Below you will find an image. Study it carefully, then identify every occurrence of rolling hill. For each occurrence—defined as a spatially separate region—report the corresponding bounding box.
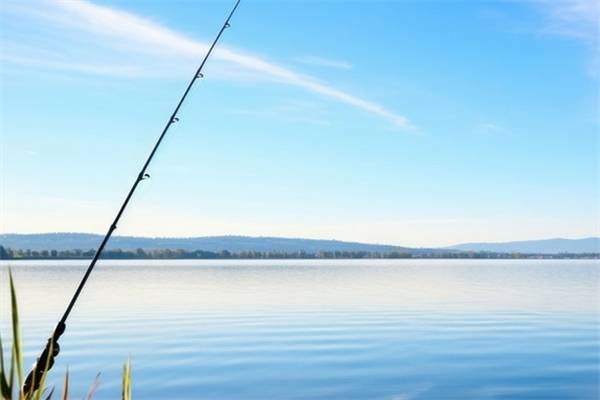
[1,233,598,255]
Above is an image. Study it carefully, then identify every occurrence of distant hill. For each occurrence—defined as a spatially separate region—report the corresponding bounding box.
[0,233,415,253]
[0,233,598,255]
[445,237,599,254]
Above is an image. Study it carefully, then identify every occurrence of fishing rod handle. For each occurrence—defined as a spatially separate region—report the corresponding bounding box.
[22,322,66,396]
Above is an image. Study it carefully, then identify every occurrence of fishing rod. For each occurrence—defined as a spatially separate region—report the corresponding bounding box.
[22,0,242,395]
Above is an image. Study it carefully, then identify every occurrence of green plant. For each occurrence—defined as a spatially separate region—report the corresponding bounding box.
[1,269,131,400]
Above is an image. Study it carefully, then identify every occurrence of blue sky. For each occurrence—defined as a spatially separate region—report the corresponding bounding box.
[1,0,598,247]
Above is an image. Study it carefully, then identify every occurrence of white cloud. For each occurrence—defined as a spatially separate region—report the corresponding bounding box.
[2,0,413,130]
[296,56,354,69]
[532,0,599,42]
[2,54,143,77]
[529,0,599,77]
[474,122,509,136]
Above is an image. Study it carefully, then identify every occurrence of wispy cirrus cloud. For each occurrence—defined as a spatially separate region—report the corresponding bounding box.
[528,0,599,77]
[531,0,599,42]
[474,123,508,137]
[295,55,354,70]
[1,0,413,130]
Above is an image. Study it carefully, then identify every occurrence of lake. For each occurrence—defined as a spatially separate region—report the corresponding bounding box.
[1,259,598,399]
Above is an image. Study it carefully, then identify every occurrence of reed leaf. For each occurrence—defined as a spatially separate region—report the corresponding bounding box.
[83,373,100,400]
[9,269,23,394]
[60,368,68,400]
[2,269,132,400]
[122,358,131,400]
[41,387,53,400]
[31,339,55,400]
[1,329,11,399]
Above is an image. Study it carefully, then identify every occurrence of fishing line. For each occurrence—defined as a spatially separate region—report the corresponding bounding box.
[22,0,243,395]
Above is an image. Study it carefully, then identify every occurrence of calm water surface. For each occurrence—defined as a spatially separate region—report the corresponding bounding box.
[1,259,598,399]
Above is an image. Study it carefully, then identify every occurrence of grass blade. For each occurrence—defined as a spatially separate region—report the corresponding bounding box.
[2,268,132,399]
[8,269,23,398]
[0,329,12,399]
[42,387,54,400]
[83,373,100,400]
[122,357,131,400]
[60,367,68,400]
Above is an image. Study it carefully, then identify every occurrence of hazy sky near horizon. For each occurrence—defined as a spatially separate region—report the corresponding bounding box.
[1,0,598,247]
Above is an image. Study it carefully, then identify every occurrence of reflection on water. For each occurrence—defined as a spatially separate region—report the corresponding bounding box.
[1,260,598,399]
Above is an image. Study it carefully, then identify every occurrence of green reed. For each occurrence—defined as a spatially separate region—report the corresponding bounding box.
[1,269,131,400]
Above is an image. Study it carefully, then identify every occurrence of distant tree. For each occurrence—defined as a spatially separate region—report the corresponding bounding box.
[197,250,218,259]
[295,251,309,259]
[218,250,231,259]
[0,245,10,259]
[316,251,334,259]
[384,251,413,259]
[82,249,95,257]
[173,249,187,259]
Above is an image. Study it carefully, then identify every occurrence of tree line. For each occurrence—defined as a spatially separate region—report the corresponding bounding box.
[0,245,597,260]
[0,245,412,260]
